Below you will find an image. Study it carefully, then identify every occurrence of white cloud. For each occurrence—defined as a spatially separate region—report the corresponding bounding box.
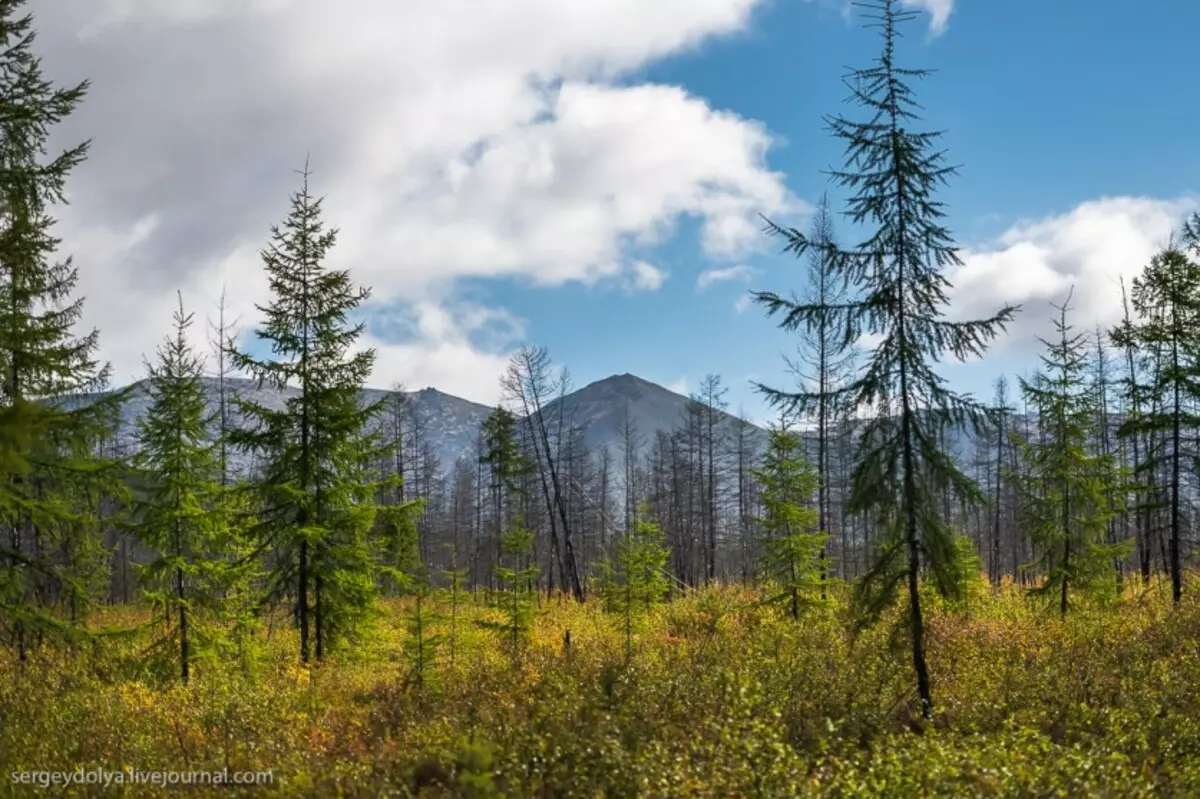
[901,0,954,35]
[808,0,954,36]
[948,195,1199,352]
[733,292,754,315]
[697,263,756,290]
[38,0,794,402]
[358,301,522,404]
[628,261,670,292]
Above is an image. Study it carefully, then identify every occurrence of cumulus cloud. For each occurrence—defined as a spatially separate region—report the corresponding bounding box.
[697,264,756,290]
[948,195,1199,352]
[35,0,794,401]
[733,292,754,315]
[359,301,523,404]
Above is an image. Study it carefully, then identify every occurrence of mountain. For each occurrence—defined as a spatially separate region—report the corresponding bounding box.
[92,377,493,473]
[84,373,767,477]
[545,373,768,457]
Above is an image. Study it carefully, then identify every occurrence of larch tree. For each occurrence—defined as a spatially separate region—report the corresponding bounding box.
[752,422,824,620]
[229,162,391,662]
[1114,243,1200,605]
[0,0,125,655]
[600,505,669,664]
[1112,277,1152,583]
[751,0,1017,717]
[126,295,229,684]
[1020,292,1127,616]
[767,194,856,589]
[988,376,1012,585]
[501,347,584,601]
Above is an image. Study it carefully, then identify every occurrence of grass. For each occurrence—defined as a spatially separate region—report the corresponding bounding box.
[1,579,1199,797]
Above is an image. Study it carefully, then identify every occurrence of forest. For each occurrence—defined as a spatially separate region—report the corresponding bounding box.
[1,0,1198,795]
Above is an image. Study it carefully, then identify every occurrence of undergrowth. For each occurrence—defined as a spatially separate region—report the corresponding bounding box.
[1,579,1198,797]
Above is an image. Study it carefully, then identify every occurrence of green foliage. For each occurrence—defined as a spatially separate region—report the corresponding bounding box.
[228,163,389,662]
[0,0,127,652]
[3,585,1200,797]
[402,564,443,691]
[1111,240,1200,605]
[487,525,538,663]
[125,296,236,683]
[1019,292,1130,615]
[440,541,468,675]
[751,0,1017,718]
[753,424,826,618]
[599,508,669,661]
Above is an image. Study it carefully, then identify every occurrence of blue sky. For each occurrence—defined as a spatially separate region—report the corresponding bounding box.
[41,0,1200,423]
[475,0,1200,419]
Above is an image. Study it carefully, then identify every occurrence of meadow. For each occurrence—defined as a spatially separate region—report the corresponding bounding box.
[2,581,1198,798]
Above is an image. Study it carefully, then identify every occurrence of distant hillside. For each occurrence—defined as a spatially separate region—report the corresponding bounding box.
[80,373,769,477]
[545,373,768,457]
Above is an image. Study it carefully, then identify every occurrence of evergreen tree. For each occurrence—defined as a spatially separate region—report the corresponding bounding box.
[125,296,229,683]
[1112,277,1153,583]
[759,195,855,591]
[229,162,389,662]
[751,0,1017,717]
[403,561,443,690]
[0,0,125,655]
[1113,242,1200,605]
[1020,292,1128,615]
[479,406,527,585]
[440,539,468,677]
[492,524,538,664]
[752,423,825,619]
[600,506,669,663]
[478,405,538,662]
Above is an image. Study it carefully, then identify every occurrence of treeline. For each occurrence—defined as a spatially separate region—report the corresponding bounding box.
[1,0,1196,718]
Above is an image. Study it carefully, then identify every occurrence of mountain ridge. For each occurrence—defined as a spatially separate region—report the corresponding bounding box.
[85,373,769,476]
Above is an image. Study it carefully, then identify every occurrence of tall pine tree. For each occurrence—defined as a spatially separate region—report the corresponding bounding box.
[126,295,231,683]
[230,162,389,662]
[1114,243,1200,604]
[1020,292,1127,616]
[752,0,1017,717]
[0,0,124,655]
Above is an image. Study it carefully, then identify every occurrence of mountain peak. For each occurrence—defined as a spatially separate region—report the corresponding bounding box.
[578,373,671,401]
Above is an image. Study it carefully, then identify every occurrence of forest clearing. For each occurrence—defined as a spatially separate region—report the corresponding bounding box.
[2,582,1198,797]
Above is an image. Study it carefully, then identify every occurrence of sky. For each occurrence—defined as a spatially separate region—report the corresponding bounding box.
[33,0,1200,424]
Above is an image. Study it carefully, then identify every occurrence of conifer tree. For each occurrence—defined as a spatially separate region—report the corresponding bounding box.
[0,0,125,654]
[600,506,669,663]
[403,560,443,690]
[1113,242,1200,605]
[988,376,1012,584]
[1112,277,1153,583]
[479,406,538,661]
[1020,292,1127,615]
[752,423,824,619]
[479,406,527,585]
[751,0,1017,717]
[440,540,468,676]
[126,296,229,683]
[760,195,855,589]
[230,162,390,662]
[493,524,538,664]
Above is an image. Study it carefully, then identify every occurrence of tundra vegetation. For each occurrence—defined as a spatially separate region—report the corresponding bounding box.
[0,0,1197,795]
